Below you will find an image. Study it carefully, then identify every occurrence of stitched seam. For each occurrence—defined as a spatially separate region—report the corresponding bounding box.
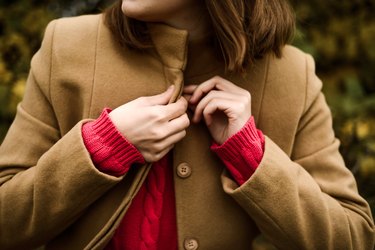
[47,21,56,105]
[88,16,101,118]
[292,54,317,160]
[45,20,62,135]
[302,54,309,115]
[294,54,312,136]
[256,53,270,125]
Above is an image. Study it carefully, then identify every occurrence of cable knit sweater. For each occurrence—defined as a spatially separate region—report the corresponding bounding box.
[79,28,266,250]
[82,109,264,249]
[2,15,373,250]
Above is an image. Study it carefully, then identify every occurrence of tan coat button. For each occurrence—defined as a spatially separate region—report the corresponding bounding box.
[177,163,192,178]
[184,238,199,250]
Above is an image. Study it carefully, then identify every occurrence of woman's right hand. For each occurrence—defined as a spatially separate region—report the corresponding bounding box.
[109,86,190,162]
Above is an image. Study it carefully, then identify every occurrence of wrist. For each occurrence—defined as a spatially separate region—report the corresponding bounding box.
[211,116,264,185]
[82,108,145,176]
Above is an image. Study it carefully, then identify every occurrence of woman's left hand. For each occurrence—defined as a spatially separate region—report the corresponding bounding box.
[184,76,252,145]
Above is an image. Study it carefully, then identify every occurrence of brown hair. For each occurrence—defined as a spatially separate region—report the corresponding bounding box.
[105,0,295,72]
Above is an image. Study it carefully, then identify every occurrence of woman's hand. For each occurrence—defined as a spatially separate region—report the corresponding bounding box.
[184,76,251,145]
[109,86,190,162]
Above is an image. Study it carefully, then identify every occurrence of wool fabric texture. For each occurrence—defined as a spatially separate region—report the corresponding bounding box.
[82,110,264,248]
[79,26,266,249]
[0,14,373,249]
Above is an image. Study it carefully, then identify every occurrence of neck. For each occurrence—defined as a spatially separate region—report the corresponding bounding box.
[184,29,223,83]
[163,5,211,42]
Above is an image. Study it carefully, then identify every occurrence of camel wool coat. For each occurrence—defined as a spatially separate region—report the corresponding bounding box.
[0,14,374,250]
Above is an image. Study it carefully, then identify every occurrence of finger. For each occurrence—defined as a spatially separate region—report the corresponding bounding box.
[183,85,198,94]
[160,96,188,121]
[150,112,189,140]
[144,144,175,163]
[189,76,242,104]
[182,93,192,104]
[164,129,187,145]
[156,144,175,161]
[153,129,187,153]
[142,85,175,106]
[166,113,190,135]
[183,94,196,111]
[202,99,240,126]
[192,91,240,123]
[182,94,196,112]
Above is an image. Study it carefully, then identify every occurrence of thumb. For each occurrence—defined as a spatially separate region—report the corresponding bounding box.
[143,85,175,106]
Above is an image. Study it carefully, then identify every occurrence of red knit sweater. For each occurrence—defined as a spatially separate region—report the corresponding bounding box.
[82,109,265,249]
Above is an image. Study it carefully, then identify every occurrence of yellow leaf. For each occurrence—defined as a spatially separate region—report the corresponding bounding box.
[360,156,375,176]
[11,78,26,100]
[356,120,370,139]
[0,61,12,84]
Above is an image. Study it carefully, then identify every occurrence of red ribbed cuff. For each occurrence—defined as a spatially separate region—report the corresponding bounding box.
[211,116,265,185]
[82,108,145,177]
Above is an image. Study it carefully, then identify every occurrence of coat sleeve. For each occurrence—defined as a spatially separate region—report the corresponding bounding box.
[0,20,123,249]
[221,53,375,249]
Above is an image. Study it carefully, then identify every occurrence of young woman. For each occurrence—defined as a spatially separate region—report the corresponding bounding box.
[0,0,374,249]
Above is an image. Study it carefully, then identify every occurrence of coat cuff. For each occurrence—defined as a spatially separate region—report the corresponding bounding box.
[82,108,145,176]
[211,116,265,185]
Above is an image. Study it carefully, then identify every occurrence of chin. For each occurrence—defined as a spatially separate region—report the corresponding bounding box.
[121,1,160,22]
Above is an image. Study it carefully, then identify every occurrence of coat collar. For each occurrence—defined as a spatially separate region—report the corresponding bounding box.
[94,17,269,123]
[147,23,189,71]
[147,23,190,103]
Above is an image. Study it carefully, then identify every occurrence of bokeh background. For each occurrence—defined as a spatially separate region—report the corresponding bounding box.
[0,1,374,215]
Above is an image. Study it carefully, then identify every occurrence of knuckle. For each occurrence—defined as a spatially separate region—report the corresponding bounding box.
[178,104,187,114]
[148,148,161,161]
[239,92,251,105]
[152,142,165,153]
[136,96,146,104]
[149,128,158,138]
[183,114,190,127]
[240,96,248,105]
[143,152,155,162]
[148,155,158,162]
[203,108,210,116]
[150,128,163,139]
[209,90,219,96]
[181,98,188,109]
[239,102,246,111]
[151,111,164,121]
[243,91,251,100]
[153,152,164,162]
[212,75,222,82]
[181,130,187,137]
[180,96,188,104]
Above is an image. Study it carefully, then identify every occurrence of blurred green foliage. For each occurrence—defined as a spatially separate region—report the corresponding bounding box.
[0,1,54,136]
[291,0,375,213]
[0,0,112,136]
[0,1,374,213]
